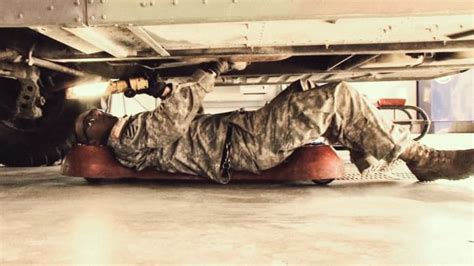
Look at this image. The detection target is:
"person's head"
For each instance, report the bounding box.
[75,108,118,145]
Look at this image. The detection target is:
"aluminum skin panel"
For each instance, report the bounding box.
[0,0,85,27]
[86,0,474,26]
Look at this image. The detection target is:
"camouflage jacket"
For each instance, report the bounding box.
[107,70,233,183]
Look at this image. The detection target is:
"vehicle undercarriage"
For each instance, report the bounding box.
[0,0,473,166]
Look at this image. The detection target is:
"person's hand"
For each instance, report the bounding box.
[206,60,248,76]
[229,61,248,71]
[144,82,172,99]
[143,72,172,99]
[207,60,230,76]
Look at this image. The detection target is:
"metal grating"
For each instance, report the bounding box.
[339,160,417,181]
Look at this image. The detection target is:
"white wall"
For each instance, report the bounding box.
[350,80,418,121]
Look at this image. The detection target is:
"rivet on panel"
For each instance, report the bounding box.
[173,0,178,5]
[100,0,106,3]
[48,5,55,11]
[141,2,148,7]
[90,15,96,20]
[232,0,238,3]
[75,17,82,22]
[88,0,94,4]
[101,14,107,20]
[74,0,81,6]
[150,1,155,6]
[18,13,24,19]
[202,0,208,4]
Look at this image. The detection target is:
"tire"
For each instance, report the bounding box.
[84,178,105,185]
[311,179,335,186]
[0,77,98,167]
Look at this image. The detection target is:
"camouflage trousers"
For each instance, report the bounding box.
[228,80,412,173]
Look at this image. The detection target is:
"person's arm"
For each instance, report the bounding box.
[116,60,245,149]
[141,69,215,147]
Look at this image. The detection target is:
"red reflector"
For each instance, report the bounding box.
[377,98,406,107]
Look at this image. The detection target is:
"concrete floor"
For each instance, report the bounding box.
[1,134,473,265]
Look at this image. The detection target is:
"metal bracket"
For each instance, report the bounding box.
[14,67,43,120]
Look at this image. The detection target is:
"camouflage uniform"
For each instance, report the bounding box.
[108,70,411,184]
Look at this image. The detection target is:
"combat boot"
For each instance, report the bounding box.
[399,142,474,181]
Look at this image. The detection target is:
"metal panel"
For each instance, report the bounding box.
[30,27,102,54]
[63,27,138,57]
[86,0,474,26]
[0,0,85,27]
[132,15,474,50]
[127,26,170,56]
[1,0,472,28]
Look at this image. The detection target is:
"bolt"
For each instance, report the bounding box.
[101,14,107,20]
[18,13,24,19]
[324,41,329,49]
[74,0,81,6]
[48,5,55,11]
[38,96,46,107]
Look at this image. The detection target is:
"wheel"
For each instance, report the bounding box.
[0,77,98,166]
[84,178,105,184]
[311,179,335,185]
